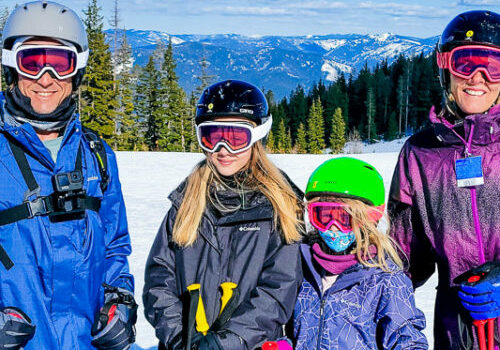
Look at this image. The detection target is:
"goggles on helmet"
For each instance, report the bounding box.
[196,116,272,154]
[437,45,500,83]
[308,202,352,233]
[2,44,88,80]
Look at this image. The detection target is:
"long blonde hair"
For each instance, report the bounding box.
[172,142,304,247]
[308,196,403,271]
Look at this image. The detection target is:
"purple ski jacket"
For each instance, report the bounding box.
[388,105,500,349]
[293,244,427,350]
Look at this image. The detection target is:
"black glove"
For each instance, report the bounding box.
[0,307,35,350]
[192,332,223,350]
[91,284,138,350]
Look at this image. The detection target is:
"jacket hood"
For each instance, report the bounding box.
[429,105,500,146]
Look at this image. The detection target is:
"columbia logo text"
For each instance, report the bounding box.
[239,226,260,232]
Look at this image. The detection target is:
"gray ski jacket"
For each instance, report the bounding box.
[143,179,303,350]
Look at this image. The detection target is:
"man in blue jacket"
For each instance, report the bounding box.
[0,2,136,350]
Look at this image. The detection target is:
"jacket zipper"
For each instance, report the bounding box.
[316,297,326,350]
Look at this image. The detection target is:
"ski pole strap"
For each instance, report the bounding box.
[211,283,240,332]
[186,286,200,350]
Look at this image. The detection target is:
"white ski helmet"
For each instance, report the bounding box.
[2,1,88,88]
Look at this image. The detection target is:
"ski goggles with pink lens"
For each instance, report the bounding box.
[2,44,88,80]
[437,45,500,83]
[308,202,352,233]
[196,117,272,153]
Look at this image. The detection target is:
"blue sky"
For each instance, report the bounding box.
[3,0,500,38]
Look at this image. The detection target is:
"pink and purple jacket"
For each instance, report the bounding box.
[388,105,500,349]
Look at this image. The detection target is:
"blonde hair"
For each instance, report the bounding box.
[172,142,304,247]
[308,196,403,271]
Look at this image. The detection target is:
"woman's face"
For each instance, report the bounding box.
[450,71,500,114]
[207,117,253,177]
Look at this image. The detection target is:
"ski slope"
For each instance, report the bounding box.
[119,146,438,349]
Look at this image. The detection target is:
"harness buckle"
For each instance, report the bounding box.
[25,197,52,218]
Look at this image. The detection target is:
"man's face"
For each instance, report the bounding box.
[17,39,73,114]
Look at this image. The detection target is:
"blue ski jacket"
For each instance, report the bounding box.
[293,244,428,350]
[0,94,134,350]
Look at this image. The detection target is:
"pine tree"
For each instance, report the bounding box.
[0,6,10,90]
[157,39,192,151]
[275,119,287,153]
[295,123,307,154]
[386,111,398,141]
[365,86,376,142]
[307,98,325,154]
[115,31,139,150]
[329,107,346,154]
[81,0,117,142]
[266,130,275,153]
[284,128,292,153]
[136,55,162,151]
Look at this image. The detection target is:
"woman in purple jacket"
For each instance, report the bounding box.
[294,157,427,350]
[389,10,500,350]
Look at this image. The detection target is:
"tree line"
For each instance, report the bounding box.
[1,1,444,153]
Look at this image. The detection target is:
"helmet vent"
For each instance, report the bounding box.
[61,9,67,13]
[23,5,28,10]
[364,165,375,171]
[42,2,48,9]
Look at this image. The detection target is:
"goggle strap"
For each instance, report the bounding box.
[77,50,89,69]
[251,115,273,142]
[436,51,450,69]
[1,49,17,68]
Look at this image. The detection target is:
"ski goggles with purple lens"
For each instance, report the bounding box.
[2,44,88,80]
[437,45,500,83]
[308,202,352,233]
[196,117,272,153]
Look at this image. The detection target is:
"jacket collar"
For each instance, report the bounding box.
[0,92,80,169]
[300,244,381,295]
[429,105,500,146]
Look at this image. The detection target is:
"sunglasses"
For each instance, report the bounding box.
[437,45,500,83]
[308,202,352,233]
[196,117,272,154]
[2,45,88,80]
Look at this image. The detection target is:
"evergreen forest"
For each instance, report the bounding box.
[0,1,444,153]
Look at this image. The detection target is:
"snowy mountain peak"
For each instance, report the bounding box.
[108,29,438,98]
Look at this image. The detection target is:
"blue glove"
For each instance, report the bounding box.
[457,261,500,320]
[91,284,138,350]
[0,307,35,350]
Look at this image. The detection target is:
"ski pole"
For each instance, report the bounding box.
[186,285,200,350]
[187,283,209,336]
[465,275,497,350]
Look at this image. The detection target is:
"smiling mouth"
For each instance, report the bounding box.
[464,89,485,96]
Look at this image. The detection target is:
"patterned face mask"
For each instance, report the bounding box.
[318,229,355,253]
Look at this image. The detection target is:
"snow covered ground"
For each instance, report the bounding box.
[120,145,438,349]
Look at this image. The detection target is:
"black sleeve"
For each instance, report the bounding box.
[143,206,183,346]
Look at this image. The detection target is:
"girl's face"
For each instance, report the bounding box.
[207,117,253,177]
[450,71,500,114]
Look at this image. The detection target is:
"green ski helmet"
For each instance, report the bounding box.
[305,157,385,207]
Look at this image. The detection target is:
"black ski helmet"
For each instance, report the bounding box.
[195,80,270,125]
[437,10,500,114]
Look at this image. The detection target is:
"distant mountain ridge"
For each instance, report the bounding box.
[106,29,439,98]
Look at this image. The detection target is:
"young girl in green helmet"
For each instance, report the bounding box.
[293,157,428,350]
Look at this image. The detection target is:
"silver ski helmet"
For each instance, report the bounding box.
[2,1,89,89]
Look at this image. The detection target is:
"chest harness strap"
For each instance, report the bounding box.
[0,137,104,269]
